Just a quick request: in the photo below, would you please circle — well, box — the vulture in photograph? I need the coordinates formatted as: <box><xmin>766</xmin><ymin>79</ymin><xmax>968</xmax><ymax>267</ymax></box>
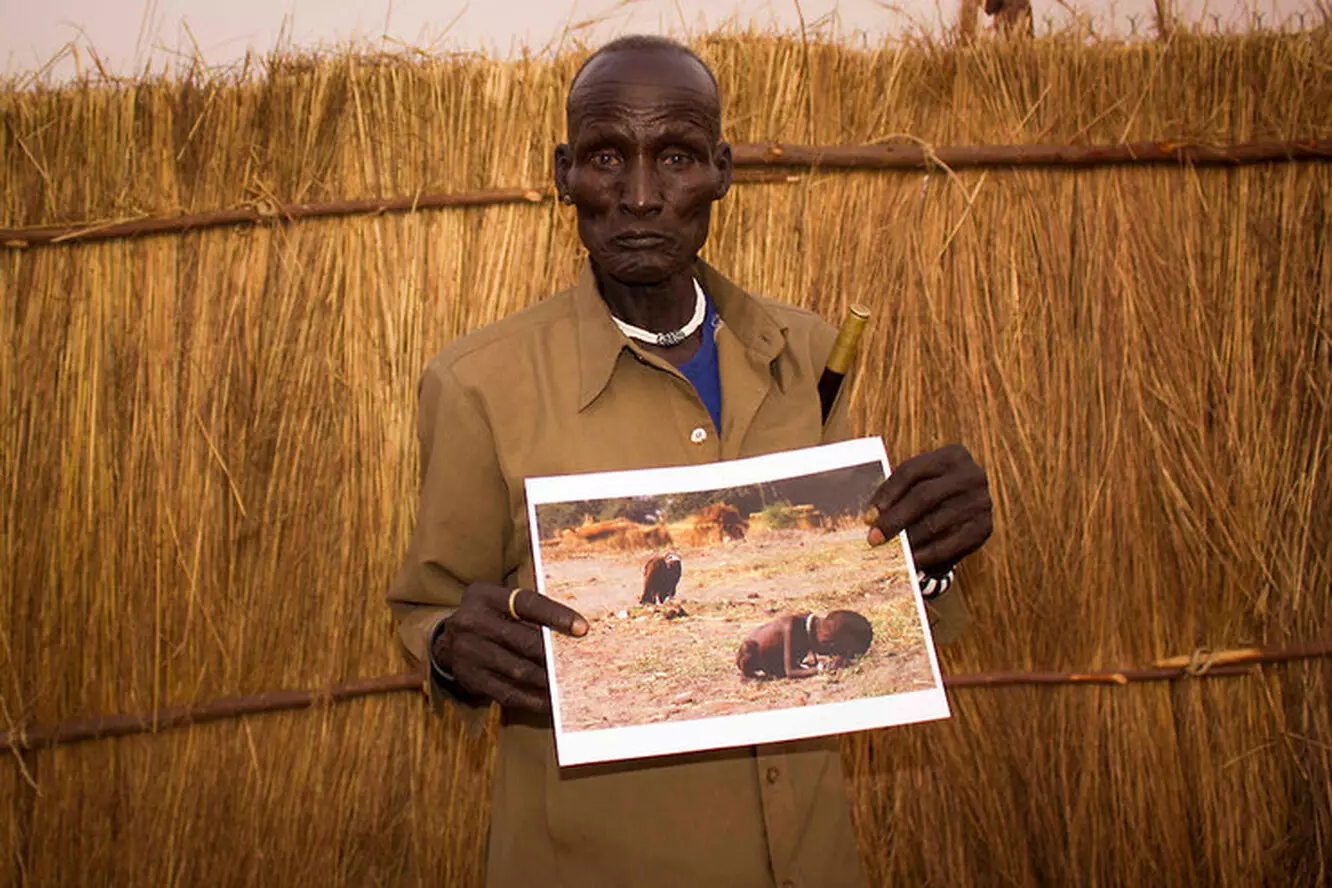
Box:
<box><xmin>641</xmin><ymin>553</ymin><xmax>683</xmax><ymax>604</ymax></box>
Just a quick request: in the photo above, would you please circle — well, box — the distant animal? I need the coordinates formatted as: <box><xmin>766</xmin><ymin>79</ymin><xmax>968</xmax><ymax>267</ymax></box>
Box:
<box><xmin>700</xmin><ymin>502</ymin><xmax>748</xmax><ymax>542</ymax></box>
<box><xmin>641</xmin><ymin>553</ymin><xmax>683</xmax><ymax>604</ymax></box>
<box><xmin>736</xmin><ymin>610</ymin><xmax>874</xmax><ymax>679</ymax></box>
<box><xmin>668</xmin><ymin>502</ymin><xmax>749</xmax><ymax>547</ymax></box>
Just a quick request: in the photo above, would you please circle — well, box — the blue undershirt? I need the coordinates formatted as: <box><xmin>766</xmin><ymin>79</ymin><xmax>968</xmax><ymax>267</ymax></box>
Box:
<box><xmin>678</xmin><ymin>294</ymin><xmax>723</xmax><ymax>434</ymax></box>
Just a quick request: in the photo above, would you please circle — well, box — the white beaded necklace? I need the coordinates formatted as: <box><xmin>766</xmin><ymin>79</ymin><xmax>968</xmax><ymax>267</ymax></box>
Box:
<box><xmin>610</xmin><ymin>279</ymin><xmax>707</xmax><ymax>348</ymax></box>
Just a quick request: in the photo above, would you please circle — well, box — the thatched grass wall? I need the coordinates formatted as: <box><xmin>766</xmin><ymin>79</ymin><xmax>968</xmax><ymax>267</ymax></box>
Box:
<box><xmin>2</xmin><ymin>28</ymin><xmax>1330</xmax><ymax>886</ymax></box>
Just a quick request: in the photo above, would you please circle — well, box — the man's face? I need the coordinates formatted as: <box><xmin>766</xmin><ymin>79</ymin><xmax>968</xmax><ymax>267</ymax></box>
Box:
<box><xmin>555</xmin><ymin>50</ymin><xmax>732</xmax><ymax>286</ymax></box>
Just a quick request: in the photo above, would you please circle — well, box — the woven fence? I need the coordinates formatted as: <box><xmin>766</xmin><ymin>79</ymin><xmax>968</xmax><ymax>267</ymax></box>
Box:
<box><xmin>2</xmin><ymin>27</ymin><xmax>1330</xmax><ymax>886</ymax></box>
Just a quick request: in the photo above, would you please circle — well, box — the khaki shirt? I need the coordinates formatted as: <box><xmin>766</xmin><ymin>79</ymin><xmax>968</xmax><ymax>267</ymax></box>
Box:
<box><xmin>387</xmin><ymin>260</ymin><xmax>964</xmax><ymax>888</ymax></box>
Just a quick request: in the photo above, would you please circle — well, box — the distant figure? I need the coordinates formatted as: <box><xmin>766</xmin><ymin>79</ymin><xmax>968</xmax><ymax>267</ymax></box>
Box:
<box><xmin>641</xmin><ymin>553</ymin><xmax>683</xmax><ymax>604</ymax></box>
<box><xmin>986</xmin><ymin>0</ymin><xmax>1034</xmax><ymax>35</ymax></box>
<box><xmin>736</xmin><ymin>610</ymin><xmax>874</xmax><ymax>679</ymax></box>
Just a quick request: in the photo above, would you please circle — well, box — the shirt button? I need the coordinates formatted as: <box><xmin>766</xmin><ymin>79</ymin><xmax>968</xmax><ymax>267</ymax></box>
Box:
<box><xmin>689</xmin><ymin>427</ymin><xmax>708</xmax><ymax>444</ymax></box>
<box><xmin>766</xmin><ymin>767</ymin><xmax>780</xmax><ymax>784</ymax></box>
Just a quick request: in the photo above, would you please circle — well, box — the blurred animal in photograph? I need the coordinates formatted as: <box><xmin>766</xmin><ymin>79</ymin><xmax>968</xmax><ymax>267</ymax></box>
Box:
<box><xmin>699</xmin><ymin>502</ymin><xmax>749</xmax><ymax>542</ymax></box>
<box><xmin>736</xmin><ymin>610</ymin><xmax>874</xmax><ymax>679</ymax></box>
<box><xmin>668</xmin><ymin>502</ymin><xmax>749</xmax><ymax>546</ymax></box>
<box><xmin>641</xmin><ymin>553</ymin><xmax>683</xmax><ymax>604</ymax></box>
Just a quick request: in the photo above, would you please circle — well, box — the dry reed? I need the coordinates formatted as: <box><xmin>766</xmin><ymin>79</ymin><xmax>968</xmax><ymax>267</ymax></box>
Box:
<box><xmin>1</xmin><ymin>26</ymin><xmax>1330</xmax><ymax>887</ymax></box>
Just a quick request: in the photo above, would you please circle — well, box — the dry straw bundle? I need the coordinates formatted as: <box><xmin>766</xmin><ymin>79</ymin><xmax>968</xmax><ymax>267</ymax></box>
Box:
<box><xmin>2</xmin><ymin>25</ymin><xmax>1330</xmax><ymax>886</ymax></box>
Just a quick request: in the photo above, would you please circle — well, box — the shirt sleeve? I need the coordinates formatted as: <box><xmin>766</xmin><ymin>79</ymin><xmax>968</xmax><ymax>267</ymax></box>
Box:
<box><xmin>386</xmin><ymin>358</ymin><xmax>514</xmax><ymax>667</ymax></box>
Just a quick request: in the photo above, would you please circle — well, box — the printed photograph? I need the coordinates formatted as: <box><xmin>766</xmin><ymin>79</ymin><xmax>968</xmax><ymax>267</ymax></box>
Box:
<box><xmin>525</xmin><ymin>439</ymin><xmax>950</xmax><ymax>766</ymax></box>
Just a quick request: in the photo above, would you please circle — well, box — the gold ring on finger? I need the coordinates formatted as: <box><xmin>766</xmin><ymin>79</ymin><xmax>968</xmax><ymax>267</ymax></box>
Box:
<box><xmin>507</xmin><ymin>589</ymin><xmax>522</xmax><ymax>621</ymax></box>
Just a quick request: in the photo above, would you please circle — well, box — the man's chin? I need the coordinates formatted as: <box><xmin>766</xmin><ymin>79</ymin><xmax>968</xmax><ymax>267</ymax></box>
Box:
<box><xmin>595</xmin><ymin>252</ymin><xmax>691</xmax><ymax>287</ymax></box>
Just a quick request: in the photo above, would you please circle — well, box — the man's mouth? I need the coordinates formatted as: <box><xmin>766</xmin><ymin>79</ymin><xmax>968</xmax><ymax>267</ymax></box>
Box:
<box><xmin>612</xmin><ymin>232</ymin><xmax>671</xmax><ymax>249</ymax></box>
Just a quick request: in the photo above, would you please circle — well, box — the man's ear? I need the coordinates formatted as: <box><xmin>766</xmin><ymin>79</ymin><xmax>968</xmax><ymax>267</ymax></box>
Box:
<box><xmin>554</xmin><ymin>143</ymin><xmax>572</xmax><ymax>200</ymax></box>
<box><xmin>713</xmin><ymin>141</ymin><xmax>733</xmax><ymax>201</ymax></box>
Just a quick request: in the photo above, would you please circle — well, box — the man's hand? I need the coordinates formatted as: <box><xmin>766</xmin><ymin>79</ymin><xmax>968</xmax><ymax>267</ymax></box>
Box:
<box><xmin>864</xmin><ymin>444</ymin><xmax>993</xmax><ymax>575</ymax></box>
<box><xmin>433</xmin><ymin>582</ymin><xmax>588</xmax><ymax>713</ymax></box>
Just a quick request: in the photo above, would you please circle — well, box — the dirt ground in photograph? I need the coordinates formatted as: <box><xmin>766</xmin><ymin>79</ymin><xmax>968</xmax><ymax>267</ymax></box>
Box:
<box><xmin>541</xmin><ymin>527</ymin><xmax>937</xmax><ymax>732</ymax></box>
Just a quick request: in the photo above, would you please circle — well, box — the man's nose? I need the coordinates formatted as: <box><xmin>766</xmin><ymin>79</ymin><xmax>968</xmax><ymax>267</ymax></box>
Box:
<box><xmin>621</xmin><ymin>161</ymin><xmax>664</xmax><ymax>215</ymax></box>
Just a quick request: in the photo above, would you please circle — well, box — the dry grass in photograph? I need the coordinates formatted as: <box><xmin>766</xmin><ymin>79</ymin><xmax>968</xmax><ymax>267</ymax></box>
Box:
<box><xmin>544</xmin><ymin>527</ymin><xmax>933</xmax><ymax>732</ymax></box>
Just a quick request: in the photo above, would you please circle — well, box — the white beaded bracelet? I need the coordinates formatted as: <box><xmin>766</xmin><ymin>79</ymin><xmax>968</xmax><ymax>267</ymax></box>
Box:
<box><xmin>919</xmin><ymin>568</ymin><xmax>956</xmax><ymax>600</ymax></box>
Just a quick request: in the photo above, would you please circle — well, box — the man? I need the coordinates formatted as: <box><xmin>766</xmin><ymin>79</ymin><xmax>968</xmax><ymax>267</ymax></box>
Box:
<box><xmin>387</xmin><ymin>35</ymin><xmax>992</xmax><ymax>888</ymax></box>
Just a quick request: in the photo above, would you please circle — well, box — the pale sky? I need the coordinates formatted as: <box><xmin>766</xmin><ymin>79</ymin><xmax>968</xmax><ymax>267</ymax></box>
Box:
<box><xmin>2</xmin><ymin>0</ymin><xmax>1322</xmax><ymax>81</ymax></box>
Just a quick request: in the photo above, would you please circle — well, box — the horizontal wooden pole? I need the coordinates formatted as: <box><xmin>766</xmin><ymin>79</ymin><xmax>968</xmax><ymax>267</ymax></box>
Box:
<box><xmin>730</xmin><ymin>137</ymin><xmax>1332</xmax><ymax>170</ymax></box>
<box><xmin>1</xmin><ymin>187</ymin><xmax>549</xmax><ymax>249</ymax></box>
<box><xmin>2</xmin><ymin>138</ymin><xmax>1327</xmax><ymax>249</ymax></box>
<box><xmin>941</xmin><ymin>663</ymin><xmax>1257</xmax><ymax>687</ymax></box>
<box><xmin>2</xmin><ymin>639</ymin><xmax>1327</xmax><ymax>752</ymax></box>
<box><xmin>0</xmin><ymin>673</ymin><xmax>425</xmax><ymax>751</ymax></box>
<box><xmin>1150</xmin><ymin>640</ymin><xmax>1332</xmax><ymax>669</ymax></box>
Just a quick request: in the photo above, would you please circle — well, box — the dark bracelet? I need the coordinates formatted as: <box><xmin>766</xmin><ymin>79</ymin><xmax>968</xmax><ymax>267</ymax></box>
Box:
<box><xmin>427</xmin><ymin>617</ymin><xmax>487</xmax><ymax>706</ymax></box>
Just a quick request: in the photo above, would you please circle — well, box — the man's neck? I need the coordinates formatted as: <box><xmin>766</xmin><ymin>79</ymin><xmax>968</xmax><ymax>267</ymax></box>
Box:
<box><xmin>595</xmin><ymin>265</ymin><xmax>698</xmax><ymax>333</ymax></box>
<box><xmin>595</xmin><ymin>265</ymin><xmax>704</xmax><ymax>367</ymax></box>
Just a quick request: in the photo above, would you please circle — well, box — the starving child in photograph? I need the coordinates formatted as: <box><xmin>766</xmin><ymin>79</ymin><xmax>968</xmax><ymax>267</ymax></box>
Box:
<box><xmin>526</xmin><ymin>437</ymin><xmax>949</xmax><ymax>767</ymax></box>
<box><xmin>735</xmin><ymin>609</ymin><xmax>874</xmax><ymax>679</ymax></box>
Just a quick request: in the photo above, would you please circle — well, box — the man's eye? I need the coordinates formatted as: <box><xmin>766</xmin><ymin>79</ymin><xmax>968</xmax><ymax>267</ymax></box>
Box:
<box><xmin>592</xmin><ymin>152</ymin><xmax>620</xmax><ymax>168</ymax></box>
<box><xmin>664</xmin><ymin>152</ymin><xmax>693</xmax><ymax>166</ymax></box>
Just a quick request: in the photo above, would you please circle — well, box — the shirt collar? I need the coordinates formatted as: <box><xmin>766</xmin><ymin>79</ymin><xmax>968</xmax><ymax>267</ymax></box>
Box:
<box><xmin>575</xmin><ymin>258</ymin><xmax>789</xmax><ymax>411</ymax></box>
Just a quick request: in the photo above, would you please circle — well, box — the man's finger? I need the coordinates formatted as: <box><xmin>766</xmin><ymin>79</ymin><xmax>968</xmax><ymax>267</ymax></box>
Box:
<box><xmin>870</xmin><ymin>472</ymin><xmax>979</xmax><ymax>544</ymax></box>
<box><xmin>457</xmin><ymin>663</ymin><xmax>551</xmax><ymax>714</ymax></box>
<box><xmin>911</xmin><ymin>515</ymin><xmax>994</xmax><ymax>571</ymax></box>
<box><xmin>508</xmin><ymin>588</ymin><xmax>589</xmax><ymax>637</ymax></box>
<box><xmin>490</xmin><ymin>681</ymin><xmax>552</xmax><ymax>714</ymax></box>
<box><xmin>867</xmin><ymin>451</ymin><xmax>957</xmax><ymax>513</ymax></box>
<box><xmin>469</xmin><ymin>584</ymin><xmax>589</xmax><ymax>637</ymax></box>
<box><xmin>904</xmin><ymin>491</ymin><xmax>992</xmax><ymax>550</ymax></box>
<box><xmin>453</xmin><ymin>634</ymin><xmax>548</xmax><ymax>691</ymax></box>
<box><xmin>455</xmin><ymin>605</ymin><xmax>547</xmax><ymax>661</ymax></box>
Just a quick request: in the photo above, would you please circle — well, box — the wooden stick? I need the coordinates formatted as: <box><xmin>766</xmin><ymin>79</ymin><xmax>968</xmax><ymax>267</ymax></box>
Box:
<box><xmin>1151</xmin><ymin>640</ymin><xmax>1332</xmax><ymax>669</ymax></box>
<box><xmin>0</xmin><ymin>187</ymin><xmax>550</xmax><ymax>249</ymax></box>
<box><xmin>0</xmin><ymin>672</ymin><xmax>423</xmax><ymax>751</ymax></box>
<box><xmin>731</xmin><ymin>169</ymin><xmax>805</xmax><ymax>184</ymax></box>
<box><xmin>2</xmin><ymin>138</ymin><xmax>1328</xmax><ymax>249</ymax></box>
<box><xmin>1153</xmin><ymin>647</ymin><xmax>1262</xmax><ymax>668</ymax></box>
<box><xmin>729</xmin><ymin>138</ymin><xmax>1332</xmax><ymax>170</ymax></box>
<box><xmin>2</xmin><ymin>639</ymin><xmax>1327</xmax><ymax>752</ymax></box>
<box><xmin>942</xmin><ymin>663</ymin><xmax>1257</xmax><ymax>688</ymax></box>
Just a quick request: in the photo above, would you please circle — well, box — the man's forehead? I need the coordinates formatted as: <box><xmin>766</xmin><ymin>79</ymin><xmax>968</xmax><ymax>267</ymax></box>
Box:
<box><xmin>570</xmin><ymin>87</ymin><xmax>716</xmax><ymax>129</ymax></box>
<box><xmin>568</xmin><ymin>48</ymin><xmax>718</xmax><ymax>109</ymax></box>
